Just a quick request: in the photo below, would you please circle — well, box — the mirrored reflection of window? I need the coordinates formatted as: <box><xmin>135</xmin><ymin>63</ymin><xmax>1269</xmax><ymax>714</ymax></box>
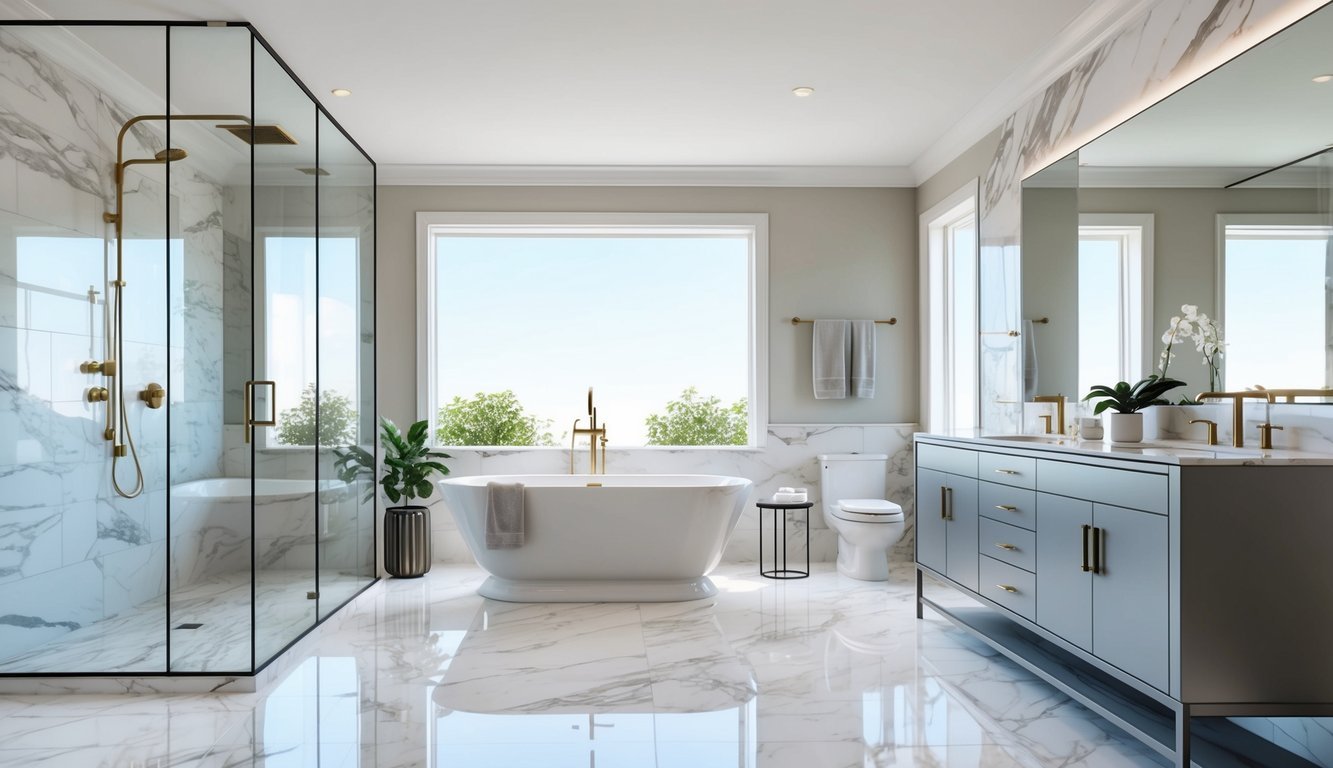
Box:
<box><xmin>1221</xmin><ymin>219</ymin><xmax>1333</xmax><ymax>390</ymax></box>
<box><xmin>1077</xmin><ymin>215</ymin><xmax>1151</xmax><ymax>397</ymax></box>
<box><xmin>261</xmin><ymin>235</ymin><xmax>360</xmax><ymax>446</ymax></box>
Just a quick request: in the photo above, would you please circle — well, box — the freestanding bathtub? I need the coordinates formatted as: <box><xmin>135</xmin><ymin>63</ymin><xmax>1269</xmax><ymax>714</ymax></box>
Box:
<box><xmin>437</xmin><ymin>474</ymin><xmax>752</xmax><ymax>602</ymax></box>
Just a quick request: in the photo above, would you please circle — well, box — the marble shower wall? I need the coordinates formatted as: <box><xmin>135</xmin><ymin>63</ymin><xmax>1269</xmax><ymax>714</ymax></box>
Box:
<box><xmin>969</xmin><ymin>0</ymin><xmax>1333</xmax><ymax>761</ymax></box>
<box><xmin>0</xmin><ymin>26</ymin><xmax>227</xmax><ymax>665</ymax></box>
<box><xmin>425</xmin><ymin>424</ymin><xmax>917</xmax><ymax>567</ymax></box>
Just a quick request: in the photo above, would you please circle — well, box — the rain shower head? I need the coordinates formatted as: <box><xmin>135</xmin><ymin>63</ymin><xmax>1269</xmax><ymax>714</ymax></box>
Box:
<box><xmin>217</xmin><ymin>123</ymin><xmax>298</xmax><ymax>146</ymax></box>
<box><xmin>154</xmin><ymin>148</ymin><xmax>188</xmax><ymax>161</ymax></box>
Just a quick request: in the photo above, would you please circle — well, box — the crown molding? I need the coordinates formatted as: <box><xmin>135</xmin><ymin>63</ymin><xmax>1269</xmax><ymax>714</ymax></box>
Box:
<box><xmin>910</xmin><ymin>0</ymin><xmax>1157</xmax><ymax>185</ymax></box>
<box><xmin>377</xmin><ymin>164</ymin><xmax>916</xmax><ymax>188</ymax></box>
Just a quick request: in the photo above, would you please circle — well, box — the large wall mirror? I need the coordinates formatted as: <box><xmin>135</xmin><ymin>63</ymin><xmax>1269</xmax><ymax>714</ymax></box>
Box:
<box><xmin>1020</xmin><ymin>2</ymin><xmax>1333</xmax><ymax>402</ymax></box>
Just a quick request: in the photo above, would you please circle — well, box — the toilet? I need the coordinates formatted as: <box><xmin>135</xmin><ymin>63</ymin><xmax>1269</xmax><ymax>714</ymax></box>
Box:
<box><xmin>819</xmin><ymin>453</ymin><xmax>904</xmax><ymax>581</ymax></box>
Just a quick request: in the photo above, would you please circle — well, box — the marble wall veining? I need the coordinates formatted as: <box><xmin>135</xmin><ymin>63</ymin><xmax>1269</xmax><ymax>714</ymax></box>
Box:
<box><xmin>425</xmin><ymin>424</ymin><xmax>917</xmax><ymax>568</ymax></box>
<box><xmin>0</xmin><ymin>26</ymin><xmax>228</xmax><ymax>666</ymax></box>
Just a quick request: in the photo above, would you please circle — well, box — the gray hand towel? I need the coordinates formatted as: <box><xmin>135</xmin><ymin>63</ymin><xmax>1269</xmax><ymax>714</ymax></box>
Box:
<box><xmin>850</xmin><ymin>319</ymin><xmax>877</xmax><ymax>398</ymax></box>
<box><xmin>813</xmin><ymin>319</ymin><xmax>849</xmax><ymax>399</ymax></box>
<box><xmin>486</xmin><ymin>481</ymin><xmax>525</xmax><ymax>549</ymax></box>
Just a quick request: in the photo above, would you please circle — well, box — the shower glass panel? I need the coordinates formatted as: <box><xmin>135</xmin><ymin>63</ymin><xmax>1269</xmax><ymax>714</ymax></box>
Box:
<box><xmin>253</xmin><ymin>42</ymin><xmax>319</xmax><ymax>665</ymax></box>
<box><xmin>316</xmin><ymin>111</ymin><xmax>377</xmax><ymax>619</ymax></box>
<box><xmin>166</xmin><ymin>24</ymin><xmax>254</xmax><ymax>673</ymax></box>
<box><xmin>0</xmin><ymin>21</ymin><xmax>376</xmax><ymax>680</ymax></box>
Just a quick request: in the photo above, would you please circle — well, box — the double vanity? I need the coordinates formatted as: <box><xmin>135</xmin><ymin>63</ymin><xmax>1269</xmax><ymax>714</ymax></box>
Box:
<box><xmin>914</xmin><ymin>433</ymin><xmax>1333</xmax><ymax>768</ymax></box>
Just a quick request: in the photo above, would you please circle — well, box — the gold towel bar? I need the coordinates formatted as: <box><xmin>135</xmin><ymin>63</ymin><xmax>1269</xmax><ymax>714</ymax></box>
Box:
<box><xmin>790</xmin><ymin>316</ymin><xmax>896</xmax><ymax>325</ymax></box>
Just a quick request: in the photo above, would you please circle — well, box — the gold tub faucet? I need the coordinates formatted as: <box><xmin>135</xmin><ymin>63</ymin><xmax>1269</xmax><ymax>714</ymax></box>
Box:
<box><xmin>570</xmin><ymin>387</ymin><xmax>608</xmax><ymax>474</ymax></box>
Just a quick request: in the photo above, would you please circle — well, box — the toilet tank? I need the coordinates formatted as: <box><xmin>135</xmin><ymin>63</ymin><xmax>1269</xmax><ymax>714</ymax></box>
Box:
<box><xmin>818</xmin><ymin>453</ymin><xmax>889</xmax><ymax>505</ymax></box>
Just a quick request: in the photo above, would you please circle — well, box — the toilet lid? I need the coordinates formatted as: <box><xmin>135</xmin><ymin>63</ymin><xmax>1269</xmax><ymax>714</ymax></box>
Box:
<box><xmin>835</xmin><ymin>498</ymin><xmax>904</xmax><ymax>523</ymax></box>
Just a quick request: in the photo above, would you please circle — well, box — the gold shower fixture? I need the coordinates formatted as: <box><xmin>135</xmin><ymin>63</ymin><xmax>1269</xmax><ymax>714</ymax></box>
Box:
<box><xmin>101</xmin><ymin>113</ymin><xmax>291</xmax><ymax>499</ymax></box>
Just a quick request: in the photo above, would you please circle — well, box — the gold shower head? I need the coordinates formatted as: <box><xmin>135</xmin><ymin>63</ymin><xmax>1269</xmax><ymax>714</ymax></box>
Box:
<box><xmin>154</xmin><ymin>148</ymin><xmax>188</xmax><ymax>161</ymax></box>
<box><xmin>216</xmin><ymin>124</ymin><xmax>298</xmax><ymax>146</ymax></box>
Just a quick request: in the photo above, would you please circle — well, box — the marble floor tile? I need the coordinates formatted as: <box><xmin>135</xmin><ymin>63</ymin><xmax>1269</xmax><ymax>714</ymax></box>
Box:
<box><xmin>0</xmin><ymin>563</ymin><xmax>1279</xmax><ymax>767</ymax></box>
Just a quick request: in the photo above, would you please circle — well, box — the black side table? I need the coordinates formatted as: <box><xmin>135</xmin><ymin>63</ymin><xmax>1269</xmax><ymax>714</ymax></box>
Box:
<box><xmin>757</xmin><ymin>500</ymin><xmax>812</xmax><ymax>579</ymax></box>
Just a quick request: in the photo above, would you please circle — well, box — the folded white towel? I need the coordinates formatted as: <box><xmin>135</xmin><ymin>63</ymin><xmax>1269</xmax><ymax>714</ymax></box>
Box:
<box><xmin>486</xmin><ymin>482</ymin><xmax>525</xmax><ymax>549</ymax></box>
<box><xmin>849</xmin><ymin>319</ymin><xmax>876</xmax><ymax>398</ymax></box>
<box><xmin>773</xmin><ymin>491</ymin><xmax>808</xmax><ymax>503</ymax></box>
<box><xmin>813</xmin><ymin>319</ymin><xmax>849</xmax><ymax>399</ymax></box>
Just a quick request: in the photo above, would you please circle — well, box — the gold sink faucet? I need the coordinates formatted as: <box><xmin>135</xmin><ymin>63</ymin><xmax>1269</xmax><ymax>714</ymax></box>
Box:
<box><xmin>570</xmin><ymin>387</ymin><xmax>608</xmax><ymax>474</ymax></box>
<box><xmin>1194</xmin><ymin>390</ymin><xmax>1275</xmax><ymax>448</ymax></box>
<box><xmin>1033</xmin><ymin>395</ymin><xmax>1065</xmax><ymax>435</ymax></box>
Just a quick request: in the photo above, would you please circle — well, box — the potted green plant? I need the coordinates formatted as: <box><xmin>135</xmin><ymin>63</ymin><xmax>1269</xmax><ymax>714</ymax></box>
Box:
<box><xmin>1082</xmin><ymin>376</ymin><xmax>1187</xmax><ymax>443</ymax></box>
<box><xmin>334</xmin><ymin>418</ymin><xmax>450</xmax><ymax>578</ymax></box>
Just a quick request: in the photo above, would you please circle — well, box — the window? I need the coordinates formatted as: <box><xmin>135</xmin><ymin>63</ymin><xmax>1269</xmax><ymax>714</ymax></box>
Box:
<box><xmin>1219</xmin><ymin>215</ymin><xmax>1332</xmax><ymax>390</ymax></box>
<box><xmin>921</xmin><ymin>183</ymin><xmax>978</xmax><ymax>432</ymax></box>
<box><xmin>417</xmin><ymin>213</ymin><xmax>768</xmax><ymax>448</ymax></box>
<box><xmin>1077</xmin><ymin>214</ymin><xmax>1152</xmax><ymax>396</ymax></box>
<box><xmin>260</xmin><ymin>233</ymin><xmax>361</xmax><ymax>447</ymax></box>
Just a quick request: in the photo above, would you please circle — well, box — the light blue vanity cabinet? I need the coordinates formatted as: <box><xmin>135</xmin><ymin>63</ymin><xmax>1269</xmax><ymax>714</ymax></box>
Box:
<box><xmin>915</xmin><ymin>464</ymin><xmax>979</xmax><ymax>592</ymax></box>
<box><xmin>914</xmin><ymin>434</ymin><xmax>1333</xmax><ymax>768</ymax></box>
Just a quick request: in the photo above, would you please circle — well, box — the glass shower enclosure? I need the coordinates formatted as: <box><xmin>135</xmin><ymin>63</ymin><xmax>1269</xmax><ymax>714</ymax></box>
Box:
<box><xmin>0</xmin><ymin>21</ymin><xmax>377</xmax><ymax>677</ymax></box>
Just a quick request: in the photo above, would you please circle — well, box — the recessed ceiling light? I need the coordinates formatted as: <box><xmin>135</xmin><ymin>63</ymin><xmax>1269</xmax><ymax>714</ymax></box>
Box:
<box><xmin>331</xmin><ymin>88</ymin><xmax>352</xmax><ymax>97</ymax></box>
<box><xmin>791</xmin><ymin>86</ymin><xmax>815</xmax><ymax>98</ymax></box>
<box><xmin>1312</xmin><ymin>75</ymin><xmax>1333</xmax><ymax>83</ymax></box>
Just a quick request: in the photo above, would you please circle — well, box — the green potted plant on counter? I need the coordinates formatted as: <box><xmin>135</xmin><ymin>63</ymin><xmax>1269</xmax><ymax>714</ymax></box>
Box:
<box><xmin>1083</xmin><ymin>376</ymin><xmax>1187</xmax><ymax>443</ymax></box>
<box><xmin>334</xmin><ymin>418</ymin><xmax>450</xmax><ymax>578</ymax></box>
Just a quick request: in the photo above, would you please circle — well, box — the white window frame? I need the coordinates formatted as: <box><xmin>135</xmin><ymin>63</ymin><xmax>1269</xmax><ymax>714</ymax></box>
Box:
<box><xmin>415</xmin><ymin>212</ymin><xmax>769</xmax><ymax>449</ymax></box>
<box><xmin>1216</xmin><ymin>213</ymin><xmax>1331</xmax><ymax>391</ymax></box>
<box><xmin>919</xmin><ymin>180</ymin><xmax>979</xmax><ymax>433</ymax></box>
<box><xmin>1077</xmin><ymin>213</ymin><xmax>1154</xmax><ymax>384</ymax></box>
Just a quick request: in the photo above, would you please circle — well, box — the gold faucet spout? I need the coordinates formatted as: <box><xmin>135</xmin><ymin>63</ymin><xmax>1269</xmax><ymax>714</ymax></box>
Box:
<box><xmin>1033</xmin><ymin>395</ymin><xmax>1065</xmax><ymax>436</ymax></box>
<box><xmin>1194</xmin><ymin>391</ymin><xmax>1274</xmax><ymax>448</ymax></box>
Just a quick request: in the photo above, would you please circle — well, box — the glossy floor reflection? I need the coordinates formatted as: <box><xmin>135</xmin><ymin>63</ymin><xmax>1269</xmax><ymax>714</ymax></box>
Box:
<box><xmin>0</xmin><ymin>563</ymin><xmax>1172</xmax><ymax>767</ymax></box>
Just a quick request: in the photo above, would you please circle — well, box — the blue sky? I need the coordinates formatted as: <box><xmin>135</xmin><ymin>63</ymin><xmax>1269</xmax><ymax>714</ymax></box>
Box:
<box><xmin>434</xmin><ymin>235</ymin><xmax>749</xmax><ymax>445</ymax></box>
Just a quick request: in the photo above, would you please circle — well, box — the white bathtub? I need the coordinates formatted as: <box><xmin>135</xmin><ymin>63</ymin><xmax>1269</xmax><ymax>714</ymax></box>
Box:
<box><xmin>169</xmin><ymin>477</ymin><xmax>352</xmax><ymax>582</ymax></box>
<box><xmin>438</xmin><ymin>474</ymin><xmax>753</xmax><ymax>602</ymax></box>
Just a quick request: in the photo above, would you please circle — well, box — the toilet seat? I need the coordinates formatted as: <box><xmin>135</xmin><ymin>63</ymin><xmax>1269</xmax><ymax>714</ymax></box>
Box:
<box><xmin>833</xmin><ymin>498</ymin><xmax>904</xmax><ymax>524</ymax></box>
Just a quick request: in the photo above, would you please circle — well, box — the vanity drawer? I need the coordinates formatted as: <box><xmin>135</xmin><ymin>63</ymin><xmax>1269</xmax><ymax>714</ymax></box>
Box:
<box><xmin>978</xmin><ymin>452</ymin><xmax>1036</xmax><ymax>489</ymax></box>
<box><xmin>980</xmin><ymin>556</ymin><xmax>1036</xmax><ymax>621</ymax></box>
<box><xmin>978</xmin><ymin>481</ymin><xmax>1036</xmax><ymax>530</ymax></box>
<box><xmin>916</xmin><ymin>443</ymin><xmax>977</xmax><ymax>478</ymax></box>
<box><xmin>1036</xmin><ymin>459</ymin><xmax>1167</xmax><ymax>515</ymax></box>
<box><xmin>980</xmin><ymin>518</ymin><xmax>1036</xmax><ymax>572</ymax></box>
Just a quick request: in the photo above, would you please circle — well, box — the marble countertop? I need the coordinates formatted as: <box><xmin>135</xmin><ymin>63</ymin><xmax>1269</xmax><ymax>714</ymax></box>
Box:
<box><xmin>917</xmin><ymin>431</ymin><xmax>1333</xmax><ymax>466</ymax></box>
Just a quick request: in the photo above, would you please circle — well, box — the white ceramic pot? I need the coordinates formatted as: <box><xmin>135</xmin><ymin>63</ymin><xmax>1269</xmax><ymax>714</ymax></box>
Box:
<box><xmin>1104</xmin><ymin>412</ymin><xmax>1144</xmax><ymax>443</ymax></box>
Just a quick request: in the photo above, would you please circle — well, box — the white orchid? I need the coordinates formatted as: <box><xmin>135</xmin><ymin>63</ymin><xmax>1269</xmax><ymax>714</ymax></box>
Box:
<box><xmin>1157</xmin><ymin>303</ymin><xmax>1224</xmax><ymax>390</ymax></box>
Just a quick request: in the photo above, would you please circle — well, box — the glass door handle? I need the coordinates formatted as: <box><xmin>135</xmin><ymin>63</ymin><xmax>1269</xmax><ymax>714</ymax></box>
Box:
<box><xmin>244</xmin><ymin>380</ymin><xmax>277</xmax><ymax>443</ymax></box>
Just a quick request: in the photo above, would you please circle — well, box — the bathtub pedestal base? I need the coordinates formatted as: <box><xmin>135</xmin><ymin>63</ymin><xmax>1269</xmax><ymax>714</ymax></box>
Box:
<box><xmin>478</xmin><ymin>575</ymin><xmax>719</xmax><ymax>603</ymax></box>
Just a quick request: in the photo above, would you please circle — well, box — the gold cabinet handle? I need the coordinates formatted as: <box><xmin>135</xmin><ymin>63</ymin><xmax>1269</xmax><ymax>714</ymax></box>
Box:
<box><xmin>994</xmin><ymin>543</ymin><xmax>1016</xmax><ymax>551</ymax></box>
<box><xmin>939</xmin><ymin>486</ymin><xmax>947</xmax><ymax>520</ymax></box>
<box><xmin>1091</xmin><ymin>526</ymin><xmax>1102</xmax><ymax>575</ymax></box>
<box><xmin>994</xmin><ymin>469</ymin><xmax>1020</xmax><ymax>475</ymax></box>
<box><xmin>1081</xmin><ymin>524</ymin><xmax>1091</xmax><ymax>572</ymax></box>
<box><xmin>994</xmin><ymin>504</ymin><xmax>1017</xmax><ymax>512</ymax></box>
<box><xmin>943</xmin><ymin>486</ymin><xmax>954</xmax><ymax>521</ymax></box>
<box><xmin>995</xmin><ymin>584</ymin><xmax>1018</xmax><ymax>593</ymax></box>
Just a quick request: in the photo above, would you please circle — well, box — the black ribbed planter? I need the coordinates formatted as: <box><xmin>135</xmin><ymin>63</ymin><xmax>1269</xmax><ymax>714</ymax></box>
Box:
<box><xmin>384</xmin><ymin>505</ymin><xmax>431</xmax><ymax>578</ymax></box>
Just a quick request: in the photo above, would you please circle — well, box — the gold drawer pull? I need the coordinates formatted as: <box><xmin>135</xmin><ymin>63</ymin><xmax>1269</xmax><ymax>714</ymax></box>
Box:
<box><xmin>994</xmin><ymin>469</ymin><xmax>1020</xmax><ymax>475</ymax></box>
<box><xmin>994</xmin><ymin>504</ymin><xmax>1018</xmax><ymax>512</ymax></box>
<box><xmin>994</xmin><ymin>543</ymin><xmax>1016</xmax><ymax>551</ymax></box>
<box><xmin>995</xmin><ymin>584</ymin><xmax>1018</xmax><ymax>593</ymax></box>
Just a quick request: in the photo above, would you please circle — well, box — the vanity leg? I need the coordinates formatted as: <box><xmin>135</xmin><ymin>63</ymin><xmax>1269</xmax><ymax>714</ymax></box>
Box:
<box><xmin>1175</xmin><ymin>703</ymin><xmax>1191</xmax><ymax>767</ymax></box>
<box><xmin>915</xmin><ymin>568</ymin><xmax>924</xmax><ymax>619</ymax></box>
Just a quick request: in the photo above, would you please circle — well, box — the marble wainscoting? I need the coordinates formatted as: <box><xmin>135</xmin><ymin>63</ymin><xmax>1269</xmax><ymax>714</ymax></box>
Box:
<box><xmin>424</xmin><ymin>423</ymin><xmax>917</xmax><ymax>568</ymax></box>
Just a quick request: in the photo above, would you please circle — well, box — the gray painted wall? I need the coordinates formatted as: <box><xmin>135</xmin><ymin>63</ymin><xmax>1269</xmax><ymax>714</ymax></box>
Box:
<box><xmin>375</xmin><ymin>185</ymin><xmax>919</xmax><ymax>429</ymax></box>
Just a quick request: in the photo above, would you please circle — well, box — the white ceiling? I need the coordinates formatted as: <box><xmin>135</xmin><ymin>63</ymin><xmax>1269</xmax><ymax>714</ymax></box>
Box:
<box><xmin>6</xmin><ymin>0</ymin><xmax>1125</xmax><ymax>182</ymax></box>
